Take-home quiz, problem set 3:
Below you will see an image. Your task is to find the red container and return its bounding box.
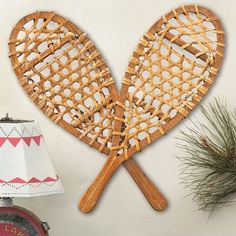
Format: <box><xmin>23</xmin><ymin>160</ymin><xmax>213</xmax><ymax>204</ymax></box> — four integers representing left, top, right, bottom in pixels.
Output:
<box><xmin>0</xmin><ymin>206</ymin><xmax>49</xmax><ymax>236</ymax></box>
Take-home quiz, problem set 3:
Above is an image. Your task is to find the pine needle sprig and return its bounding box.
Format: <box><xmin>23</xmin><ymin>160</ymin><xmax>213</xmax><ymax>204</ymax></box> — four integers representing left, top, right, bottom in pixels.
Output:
<box><xmin>177</xmin><ymin>97</ymin><xmax>236</xmax><ymax>212</ymax></box>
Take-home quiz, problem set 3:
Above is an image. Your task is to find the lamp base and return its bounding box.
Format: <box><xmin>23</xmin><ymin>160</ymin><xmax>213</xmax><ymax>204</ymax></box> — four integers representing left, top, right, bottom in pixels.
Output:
<box><xmin>0</xmin><ymin>203</ymin><xmax>50</xmax><ymax>236</ymax></box>
<box><xmin>0</xmin><ymin>198</ymin><xmax>13</xmax><ymax>207</ymax></box>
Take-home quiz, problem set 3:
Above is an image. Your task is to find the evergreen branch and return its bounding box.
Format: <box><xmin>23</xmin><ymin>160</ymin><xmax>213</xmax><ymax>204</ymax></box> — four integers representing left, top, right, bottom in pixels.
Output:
<box><xmin>177</xmin><ymin>97</ymin><xmax>236</xmax><ymax>212</ymax></box>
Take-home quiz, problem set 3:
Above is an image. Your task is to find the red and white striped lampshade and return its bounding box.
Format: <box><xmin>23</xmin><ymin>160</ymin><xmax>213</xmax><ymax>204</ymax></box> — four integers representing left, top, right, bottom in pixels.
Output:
<box><xmin>0</xmin><ymin>116</ymin><xmax>64</xmax><ymax>197</ymax></box>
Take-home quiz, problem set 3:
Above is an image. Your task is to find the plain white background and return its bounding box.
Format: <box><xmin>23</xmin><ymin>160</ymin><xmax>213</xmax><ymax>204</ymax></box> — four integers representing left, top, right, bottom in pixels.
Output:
<box><xmin>0</xmin><ymin>0</ymin><xmax>235</xmax><ymax>235</ymax></box>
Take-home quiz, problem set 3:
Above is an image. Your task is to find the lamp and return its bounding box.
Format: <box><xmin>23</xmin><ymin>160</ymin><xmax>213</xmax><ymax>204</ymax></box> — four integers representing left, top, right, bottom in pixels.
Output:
<box><xmin>0</xmin><ymin>114</ymin><xmax>64</xmax><ymax>235</ymax></box>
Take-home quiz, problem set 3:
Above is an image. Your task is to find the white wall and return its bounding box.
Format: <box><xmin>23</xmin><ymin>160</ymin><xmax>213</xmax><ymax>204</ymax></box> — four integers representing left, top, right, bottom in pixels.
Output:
<box><xmin>0</xmin><ymin>0</ymin><xmax>235</xmax><ymax>235</ymax></box>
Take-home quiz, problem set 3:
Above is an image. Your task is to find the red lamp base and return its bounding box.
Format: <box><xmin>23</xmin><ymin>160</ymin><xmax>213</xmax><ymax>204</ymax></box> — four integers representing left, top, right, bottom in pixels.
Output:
<box><xmin>0</xmin><ymin>206</ymin><xmax>49</xmax><ymax>236</ymax></box>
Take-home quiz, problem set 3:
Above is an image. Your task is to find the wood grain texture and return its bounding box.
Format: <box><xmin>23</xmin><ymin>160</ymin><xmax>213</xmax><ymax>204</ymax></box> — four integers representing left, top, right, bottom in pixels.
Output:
<box><xmin>9</xmin><ymin>11</ymin><xmax>167</xmax><ymax>211</ymax></box>
<box><xmin>80</xmin><ymin>157</ymin><xmax>167</xmax><ymax>212</ymax></box>
<box><xmin>123</xmin><ymin>158</ymin><xmax>167</xmax><ymax>210</ymax></box>
<box><xmin>80</xmin><ymin>4</ymin><xmax>225</xmax><ymax>212</ymax></box>
<box><xmin>79</xmin><ymin>155</ymin><xmax>125</xmax><ymax>213</ymax></box>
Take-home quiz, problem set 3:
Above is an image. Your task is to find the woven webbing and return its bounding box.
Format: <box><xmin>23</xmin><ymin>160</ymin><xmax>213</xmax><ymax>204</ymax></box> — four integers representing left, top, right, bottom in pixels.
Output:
<box><xmin>111</xmin><ymin>5</ymin><xmax>225</xmax><ymax>159</ymax></box>
<box><xmin>9</xmin><ymin>6</ymin><xmax>225</xmax><ymax>162</ymax></box>
<box><xmin>9</xmin><ymin>12</ymin><xmax>116</xmax><ymax>153</ymax></box>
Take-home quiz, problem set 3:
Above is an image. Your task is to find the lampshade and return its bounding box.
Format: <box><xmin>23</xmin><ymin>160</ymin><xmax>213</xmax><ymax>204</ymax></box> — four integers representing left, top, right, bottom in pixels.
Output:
<box><xmin>0</xmin><ymin>115</ymin><xmax>64</xmax><ymax>197</ymax></box>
